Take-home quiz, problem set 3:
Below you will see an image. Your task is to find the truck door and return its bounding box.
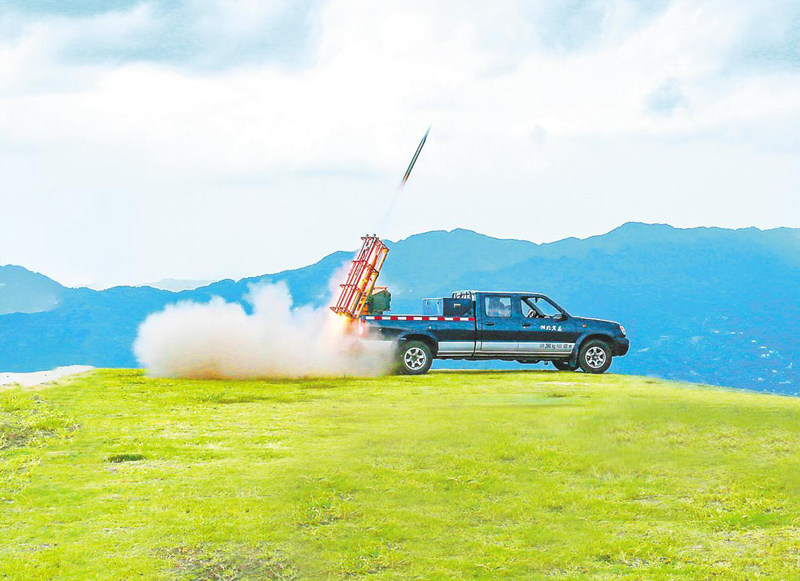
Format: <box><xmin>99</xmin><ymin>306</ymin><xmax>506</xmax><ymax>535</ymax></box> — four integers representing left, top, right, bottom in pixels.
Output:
<box><xmin>518</xmin><ymin>295</ymin><xmax>577</xmax><ymax>357</ymax></box>
<box><xmin>477</xmin><ymin>294</ymin><xmax>519</xmax><ymax>354</ymax></box>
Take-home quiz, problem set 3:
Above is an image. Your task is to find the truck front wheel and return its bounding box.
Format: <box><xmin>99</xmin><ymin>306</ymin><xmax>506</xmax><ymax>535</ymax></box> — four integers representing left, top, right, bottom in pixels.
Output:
<box><xmin>578</xmin><ymin>340</ymin><xmax>612</xmax><ymax>374</ymax></box>
<box><xmin>397</xmin><ymin>341</ymin><xmax>433</xmax><ymax>375</ymax></box>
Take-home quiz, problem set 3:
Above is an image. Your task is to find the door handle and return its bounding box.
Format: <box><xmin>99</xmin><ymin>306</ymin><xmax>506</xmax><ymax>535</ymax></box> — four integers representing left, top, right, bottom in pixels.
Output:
<box><xmin>522</xmin><ymin>323</ymin><xmax>531</xmax><ymax>328</ymax></box>
<box><xmin>485</xmin><ymin>322</ymin><xmax>494</xmax><ymax>327</ymax></box>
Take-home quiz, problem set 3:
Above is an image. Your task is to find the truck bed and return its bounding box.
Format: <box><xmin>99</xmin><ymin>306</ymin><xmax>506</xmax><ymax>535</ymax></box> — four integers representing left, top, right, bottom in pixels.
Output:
<box><xmin>361</xmin><ymin>314</ymin><xmax>477</xmax><ymax>356</ymax></box>
<box><xmin>363</xmin><ymin>315</ymin><xmax>474</xmax><ymax>322</ymax></box>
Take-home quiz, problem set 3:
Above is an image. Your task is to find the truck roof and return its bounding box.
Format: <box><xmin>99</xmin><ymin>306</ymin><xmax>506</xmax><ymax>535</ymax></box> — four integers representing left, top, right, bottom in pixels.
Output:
<box><xmin>452</xmin><ymin>290</ymin><xmax>549</xmax><ymax>297</ymax></box>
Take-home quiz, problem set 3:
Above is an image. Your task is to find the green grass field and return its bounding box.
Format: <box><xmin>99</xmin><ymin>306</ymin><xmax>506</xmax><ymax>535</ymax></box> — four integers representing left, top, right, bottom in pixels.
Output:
<box><xmin>2</xmin><ymin>370</ymin><xmax>799</xmax><ymax>580</ymax></box>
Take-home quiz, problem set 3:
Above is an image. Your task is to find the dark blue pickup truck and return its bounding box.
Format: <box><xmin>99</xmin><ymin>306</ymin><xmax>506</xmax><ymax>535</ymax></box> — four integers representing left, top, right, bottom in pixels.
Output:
<box><xmin>360</xmin><ymin>290</ymin><xmax>629</xmax><ymax>375</ymax></box>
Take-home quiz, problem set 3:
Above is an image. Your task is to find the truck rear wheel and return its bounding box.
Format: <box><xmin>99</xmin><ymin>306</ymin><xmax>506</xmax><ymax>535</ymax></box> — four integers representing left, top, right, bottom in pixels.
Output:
<box><xmin>578</xmin><ymin>340</ymin><xmax>612</xmax><ymax>374</ymax></box>
<box><xmin>397</xmin><ymin>341</ymin><xmax>433</xmax><ymax>375</ymax></box>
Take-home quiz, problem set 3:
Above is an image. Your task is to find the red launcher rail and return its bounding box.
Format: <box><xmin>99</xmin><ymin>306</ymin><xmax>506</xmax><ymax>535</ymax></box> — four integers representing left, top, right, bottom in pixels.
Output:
<box><xmin>330</xmin><ymin>235</ymin><xmax>389</xmax><ymax>320</ymax></box>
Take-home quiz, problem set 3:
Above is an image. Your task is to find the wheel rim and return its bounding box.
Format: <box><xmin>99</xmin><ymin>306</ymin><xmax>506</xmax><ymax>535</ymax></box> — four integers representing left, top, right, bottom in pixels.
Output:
<box><xmin>404</xmin><ymin>347</ymin><xmax>427</xmax><ymax>370</ymax></box>
<box><xmin>585</xmin><ymin>346</ymin><xmax>606</xmax><ymax>369</ymax></box>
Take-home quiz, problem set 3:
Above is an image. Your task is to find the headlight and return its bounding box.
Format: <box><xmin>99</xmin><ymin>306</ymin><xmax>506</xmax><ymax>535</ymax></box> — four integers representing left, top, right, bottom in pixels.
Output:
<box><xmin>619</xmin><ymin>325</ymin><xmax>626</xmax><ymax>336</ymax></box>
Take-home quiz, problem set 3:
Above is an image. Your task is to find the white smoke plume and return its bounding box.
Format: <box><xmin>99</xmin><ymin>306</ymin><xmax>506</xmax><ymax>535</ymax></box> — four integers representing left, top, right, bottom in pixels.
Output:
<box><xmin>133</xmin><ymin>281</ymin><xmax>393</xmax><ymax>379</ymax></box>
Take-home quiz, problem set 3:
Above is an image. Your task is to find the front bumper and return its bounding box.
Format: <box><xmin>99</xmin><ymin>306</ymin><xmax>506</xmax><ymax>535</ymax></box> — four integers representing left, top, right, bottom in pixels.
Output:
<box><xmin>613</xmin><ymin>337</ymin><xmax>630</xmax><ymax>357</ymax></box>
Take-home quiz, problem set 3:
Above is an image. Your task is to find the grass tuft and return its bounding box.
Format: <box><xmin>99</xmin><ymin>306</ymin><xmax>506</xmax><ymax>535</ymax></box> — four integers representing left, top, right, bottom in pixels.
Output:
<box><xmin>105</xmin><ymin>453</ymin><xmax>147</xmax><ymax>463</ymax></box>
<box><xmin>164</xmin><ymin>545</ymin><xmax>297</xmax><ymax>580</ymax></box>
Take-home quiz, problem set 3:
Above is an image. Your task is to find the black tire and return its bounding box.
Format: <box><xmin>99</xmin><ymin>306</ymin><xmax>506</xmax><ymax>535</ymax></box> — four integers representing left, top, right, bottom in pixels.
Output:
<box><xmin>578</xmin><ymin>339</ymin><xmax>612</xmax><ymax>374</ymax></box>
<box><xmin>552</xmin><ymin>360</ymin><xmax>576</xmax><ymax>371</ymax></box>
<box><xmin>397</xmin><ymin>340</ymin><xmax>433</xmax><ymax>375</ymax></box>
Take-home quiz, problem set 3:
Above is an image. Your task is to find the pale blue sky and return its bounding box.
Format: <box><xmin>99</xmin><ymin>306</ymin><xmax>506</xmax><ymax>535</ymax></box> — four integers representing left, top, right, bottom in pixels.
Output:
<box><xmin>1</xmin><ymin>0</ymin><xmax>798</xmax><ymax>287</ymax></box>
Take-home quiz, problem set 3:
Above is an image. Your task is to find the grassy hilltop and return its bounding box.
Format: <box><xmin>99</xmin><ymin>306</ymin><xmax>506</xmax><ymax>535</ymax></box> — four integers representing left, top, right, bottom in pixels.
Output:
<box><xmin>2</xmin><ymin>370</ymin><xmax>800</xmax><ymax>580</ymax></box>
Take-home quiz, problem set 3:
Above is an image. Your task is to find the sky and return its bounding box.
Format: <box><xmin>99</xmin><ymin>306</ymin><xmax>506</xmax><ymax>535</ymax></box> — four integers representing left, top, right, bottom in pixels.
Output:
<box><xmin>1</xmin><ymin>0</ymin><xmax>798</xmax><ymax>288</ymax></box>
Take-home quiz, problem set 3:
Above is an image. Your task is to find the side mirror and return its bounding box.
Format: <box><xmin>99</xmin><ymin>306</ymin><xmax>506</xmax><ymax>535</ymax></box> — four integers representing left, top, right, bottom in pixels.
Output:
<box><xmin>558</xmin><ymin>313</ymin><xmax>569</xmax><ymax>321</ymax></box>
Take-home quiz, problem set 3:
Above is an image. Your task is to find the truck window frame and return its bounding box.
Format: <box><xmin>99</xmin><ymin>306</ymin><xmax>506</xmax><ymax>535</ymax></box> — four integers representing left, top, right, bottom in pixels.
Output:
<box><xmin>521</xmin><ymin>295</ymin><xmax>568</xmax><ymax>319</ymax></box>
<box><xmin>484</xmin><ymin>295</ymin><xmax>514</xmax><ymax>318</ymax></box>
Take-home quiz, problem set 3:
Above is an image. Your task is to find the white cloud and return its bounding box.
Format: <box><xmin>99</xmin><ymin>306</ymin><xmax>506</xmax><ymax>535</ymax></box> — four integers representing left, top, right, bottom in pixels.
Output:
<box><xmin>0</xmin><ymin>0</ymin><xmax>798</xmax><ymax>287</ymax></box>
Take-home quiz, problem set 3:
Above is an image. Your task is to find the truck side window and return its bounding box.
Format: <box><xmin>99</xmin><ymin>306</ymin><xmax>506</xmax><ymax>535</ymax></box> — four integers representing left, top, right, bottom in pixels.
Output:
<box><xmin>485</xmin><ymin>296</ymin><xmax>512</xmax><ymax>318</ymax></box>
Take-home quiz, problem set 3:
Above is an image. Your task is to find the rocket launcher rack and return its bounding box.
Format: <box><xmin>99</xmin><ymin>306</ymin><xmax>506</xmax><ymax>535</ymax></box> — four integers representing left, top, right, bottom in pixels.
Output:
<box><xmin>330</xmin><ymin>235</ymin><xmax>389</xmax><ymax>320</ymax></box>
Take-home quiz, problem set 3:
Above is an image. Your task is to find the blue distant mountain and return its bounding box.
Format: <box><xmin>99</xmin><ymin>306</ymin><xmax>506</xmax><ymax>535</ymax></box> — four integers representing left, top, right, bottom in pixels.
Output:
<box><xmin>0</xmin><ymin>265</ymin><xmax>66</xmax><ymax>315</ymax></box>
<box><xmin>1</xmin><ymin>223</ymin><xmax>798</xmax><ymax>395</ymax></box>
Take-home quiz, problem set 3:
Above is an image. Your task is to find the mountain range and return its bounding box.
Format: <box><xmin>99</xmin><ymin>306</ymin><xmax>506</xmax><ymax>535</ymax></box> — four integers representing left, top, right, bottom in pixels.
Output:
<box><xmin>1</xmin><ymin>222</ymin><xmax>798</xmax><ymax>395</ymax></box>
<box><xmin>0</xmin><ymin>265</ymin><xmax>66</xmax><ymax>315</ymax></box>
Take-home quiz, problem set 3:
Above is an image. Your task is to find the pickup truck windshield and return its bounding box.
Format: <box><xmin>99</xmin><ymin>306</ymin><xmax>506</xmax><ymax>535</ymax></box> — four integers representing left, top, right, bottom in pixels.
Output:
<box><xmin>521</xmin><ymin>296</ymin><xmax>561</xmax><ymax>318</ymax></box>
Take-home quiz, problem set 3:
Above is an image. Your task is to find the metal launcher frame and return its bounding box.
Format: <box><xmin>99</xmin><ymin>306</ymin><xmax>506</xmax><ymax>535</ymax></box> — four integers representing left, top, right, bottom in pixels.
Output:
<box><xmin>330</xmin><ymin>235</ymin><xmax>389</xmax><ymax>320</ymax></box>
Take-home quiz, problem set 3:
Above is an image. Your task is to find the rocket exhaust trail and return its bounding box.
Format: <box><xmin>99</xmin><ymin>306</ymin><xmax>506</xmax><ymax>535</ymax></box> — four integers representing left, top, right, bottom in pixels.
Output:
<box><xmin>378</xmin><ymin>125</ymin><xmax>431</xmax><ymax>234</ymax></box>
<box><xmin>330</xmin><ymin>127</ymin><xmax>431</xmax><ymax>320</ymax></box>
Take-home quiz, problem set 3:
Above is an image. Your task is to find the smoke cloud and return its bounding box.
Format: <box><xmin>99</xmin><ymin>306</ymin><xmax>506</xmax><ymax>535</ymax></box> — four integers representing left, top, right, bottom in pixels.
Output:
<box><xmin>133</xmin><ymin>282</ymin><xmax>393</xmax><ymax>379</ymax></box>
